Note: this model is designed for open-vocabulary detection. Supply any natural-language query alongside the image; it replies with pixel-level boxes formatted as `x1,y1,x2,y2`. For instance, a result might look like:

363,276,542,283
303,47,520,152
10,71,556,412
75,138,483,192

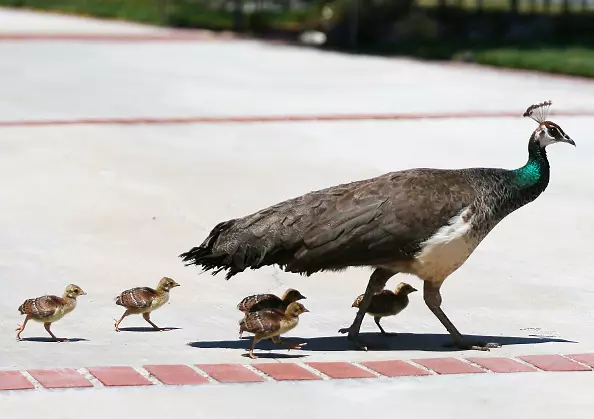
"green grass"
4,1,594,78
0,0,165,25
467,47,594,78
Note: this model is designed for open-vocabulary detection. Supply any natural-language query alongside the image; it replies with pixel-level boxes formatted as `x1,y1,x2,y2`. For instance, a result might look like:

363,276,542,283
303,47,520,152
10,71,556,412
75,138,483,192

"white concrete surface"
2,372,594,419
1,37,594,122
0,8,593,373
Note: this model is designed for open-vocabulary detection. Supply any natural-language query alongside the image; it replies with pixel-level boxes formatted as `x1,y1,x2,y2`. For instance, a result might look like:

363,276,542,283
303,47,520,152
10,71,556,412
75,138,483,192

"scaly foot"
338,327,369,351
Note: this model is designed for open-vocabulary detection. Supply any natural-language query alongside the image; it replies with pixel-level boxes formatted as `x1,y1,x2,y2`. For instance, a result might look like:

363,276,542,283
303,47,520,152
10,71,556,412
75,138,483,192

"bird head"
285,302,310,317
282,288,307,303
158,276,180,291
524,101,575,148
64,284,87,298
395,282,418,295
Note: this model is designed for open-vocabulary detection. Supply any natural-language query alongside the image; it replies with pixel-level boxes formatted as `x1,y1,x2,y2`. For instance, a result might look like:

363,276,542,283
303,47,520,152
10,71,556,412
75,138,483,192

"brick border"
1,353,593,391
0,109,592,128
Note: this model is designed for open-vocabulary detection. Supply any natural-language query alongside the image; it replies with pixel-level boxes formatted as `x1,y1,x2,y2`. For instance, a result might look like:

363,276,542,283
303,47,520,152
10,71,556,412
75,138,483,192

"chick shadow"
18,337,89,343
188,338,309,359
189,332,575,353
116,327,182,333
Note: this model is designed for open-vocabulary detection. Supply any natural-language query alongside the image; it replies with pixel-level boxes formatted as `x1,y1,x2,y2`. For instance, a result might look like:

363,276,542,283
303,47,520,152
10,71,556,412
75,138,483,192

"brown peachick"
16,284,87,342
351,282,417,335
239,301,309,359
237,288,306,337
114,277,180,332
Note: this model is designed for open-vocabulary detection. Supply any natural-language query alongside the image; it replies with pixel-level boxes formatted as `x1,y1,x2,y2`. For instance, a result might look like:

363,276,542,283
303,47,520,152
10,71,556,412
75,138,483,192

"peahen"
180,101,574,351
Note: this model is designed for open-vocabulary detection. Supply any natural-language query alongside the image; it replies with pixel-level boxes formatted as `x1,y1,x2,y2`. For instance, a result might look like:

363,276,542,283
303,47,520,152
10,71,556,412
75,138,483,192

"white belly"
386,206,482,283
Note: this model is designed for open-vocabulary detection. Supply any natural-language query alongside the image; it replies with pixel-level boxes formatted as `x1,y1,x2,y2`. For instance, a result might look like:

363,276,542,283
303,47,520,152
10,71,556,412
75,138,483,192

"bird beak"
80,290,87,295
563,136,576,146
301,295,307,300
173,282,180,287
302,307,310,313
411,287,418,293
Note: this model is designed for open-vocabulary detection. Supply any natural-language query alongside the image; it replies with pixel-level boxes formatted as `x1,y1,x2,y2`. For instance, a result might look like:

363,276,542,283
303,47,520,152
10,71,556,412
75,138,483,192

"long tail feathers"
179,220,240,280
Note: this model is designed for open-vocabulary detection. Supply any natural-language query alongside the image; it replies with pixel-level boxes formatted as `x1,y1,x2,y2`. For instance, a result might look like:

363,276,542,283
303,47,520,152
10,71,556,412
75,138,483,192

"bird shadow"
189,332,575,353
241,352,307,359
18,337,89,343
116,327,182,333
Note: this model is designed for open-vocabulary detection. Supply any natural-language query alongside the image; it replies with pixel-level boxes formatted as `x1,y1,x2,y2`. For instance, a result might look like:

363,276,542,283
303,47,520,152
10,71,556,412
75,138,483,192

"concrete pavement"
2,372,594,419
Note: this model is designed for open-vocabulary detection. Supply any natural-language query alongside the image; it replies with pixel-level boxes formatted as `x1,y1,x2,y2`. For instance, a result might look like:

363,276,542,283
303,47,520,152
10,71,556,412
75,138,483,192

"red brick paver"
412,358,485,375
0,371,34,391
252,363,322,381
518,355,591,372
144,365,209,386
197,363,265,383
565,354,594,368
4,353,594,392
306,362,376,379
87,366,152,387
466,357,538,373
28,368,93,389
360,360,432,377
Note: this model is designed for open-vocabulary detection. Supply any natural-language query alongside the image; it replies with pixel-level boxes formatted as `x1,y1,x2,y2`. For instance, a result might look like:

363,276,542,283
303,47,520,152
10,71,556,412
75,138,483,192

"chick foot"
15,324,24,341
280,342,307,351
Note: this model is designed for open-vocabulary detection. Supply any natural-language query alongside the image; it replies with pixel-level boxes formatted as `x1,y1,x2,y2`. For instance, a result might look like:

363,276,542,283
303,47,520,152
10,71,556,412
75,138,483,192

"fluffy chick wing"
18,295,64,319
237,294,283,312
115,287,157,309
240,308,284,335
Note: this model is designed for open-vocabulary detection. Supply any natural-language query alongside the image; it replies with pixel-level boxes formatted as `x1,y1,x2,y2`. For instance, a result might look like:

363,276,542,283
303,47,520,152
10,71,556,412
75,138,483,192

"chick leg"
423,282,501,351
374,317,388,335
44,322,67,342
271,335,307,350
142,312,164,331
248,336,261,359
16,315,30,341
114,310,130,332
338,268,394,351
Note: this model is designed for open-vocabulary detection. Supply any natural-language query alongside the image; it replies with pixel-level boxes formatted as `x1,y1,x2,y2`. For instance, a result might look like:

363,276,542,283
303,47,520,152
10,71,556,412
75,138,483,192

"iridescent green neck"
512,141,548,188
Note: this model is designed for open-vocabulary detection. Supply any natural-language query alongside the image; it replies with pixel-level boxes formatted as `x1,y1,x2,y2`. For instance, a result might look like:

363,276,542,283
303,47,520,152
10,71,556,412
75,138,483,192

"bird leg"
374,316,389,335
44,322,67,342
114,310,129,332
338,268,394,350
271,335,307,350
142,312,164,331
248,336,261,359
423,282,501,351
16,316,30,341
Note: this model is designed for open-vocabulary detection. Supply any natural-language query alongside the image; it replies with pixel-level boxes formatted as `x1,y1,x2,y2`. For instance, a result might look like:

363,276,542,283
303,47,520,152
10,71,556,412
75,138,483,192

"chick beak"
564,136,576,146
411,287,418,293
80,290,88,296
302,307,310,313
301,295,307,300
